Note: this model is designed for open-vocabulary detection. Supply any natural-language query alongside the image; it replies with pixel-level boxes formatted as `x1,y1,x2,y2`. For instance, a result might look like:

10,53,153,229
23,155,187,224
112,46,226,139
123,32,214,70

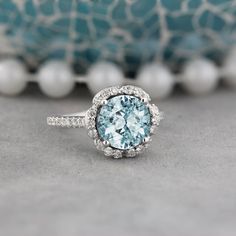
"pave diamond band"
47,85,162,158
47,112,86,128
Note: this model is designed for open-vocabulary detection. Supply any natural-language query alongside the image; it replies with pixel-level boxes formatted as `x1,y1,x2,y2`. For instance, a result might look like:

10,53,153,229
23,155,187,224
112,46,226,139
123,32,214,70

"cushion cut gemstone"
96,95,151,150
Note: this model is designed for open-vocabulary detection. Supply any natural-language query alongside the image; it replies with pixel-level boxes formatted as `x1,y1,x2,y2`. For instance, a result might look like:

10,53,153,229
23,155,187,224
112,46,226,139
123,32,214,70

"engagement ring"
47,85,162,158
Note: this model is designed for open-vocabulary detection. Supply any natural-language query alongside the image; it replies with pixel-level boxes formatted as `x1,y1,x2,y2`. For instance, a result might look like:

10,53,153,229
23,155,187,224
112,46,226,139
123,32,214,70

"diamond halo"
85,85,161,158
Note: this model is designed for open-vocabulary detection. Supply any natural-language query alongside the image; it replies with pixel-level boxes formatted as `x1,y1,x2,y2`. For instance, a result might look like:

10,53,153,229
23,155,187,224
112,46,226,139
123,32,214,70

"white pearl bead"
136,63,174,99
0,59,27,95
38,61,74,98
222,48,236,88
87,62,124,95
181,58,219,95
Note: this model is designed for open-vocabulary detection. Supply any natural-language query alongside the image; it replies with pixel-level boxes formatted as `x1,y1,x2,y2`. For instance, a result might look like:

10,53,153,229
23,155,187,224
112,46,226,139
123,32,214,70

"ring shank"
47,111,86,128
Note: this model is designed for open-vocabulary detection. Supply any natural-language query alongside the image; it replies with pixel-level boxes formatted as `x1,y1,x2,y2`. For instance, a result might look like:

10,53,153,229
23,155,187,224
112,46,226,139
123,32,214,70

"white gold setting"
47,85,162,158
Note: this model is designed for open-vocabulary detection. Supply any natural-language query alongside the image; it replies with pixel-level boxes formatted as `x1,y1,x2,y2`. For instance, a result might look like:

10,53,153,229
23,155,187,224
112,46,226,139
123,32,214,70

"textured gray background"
0,85,236,236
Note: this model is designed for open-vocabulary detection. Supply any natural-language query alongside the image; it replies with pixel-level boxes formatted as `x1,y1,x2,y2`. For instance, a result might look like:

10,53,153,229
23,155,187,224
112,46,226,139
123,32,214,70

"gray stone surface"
0,86,236,236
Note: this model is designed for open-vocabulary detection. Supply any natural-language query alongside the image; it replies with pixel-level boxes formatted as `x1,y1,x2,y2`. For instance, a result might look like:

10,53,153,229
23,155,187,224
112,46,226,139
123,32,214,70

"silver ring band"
47,111,86,128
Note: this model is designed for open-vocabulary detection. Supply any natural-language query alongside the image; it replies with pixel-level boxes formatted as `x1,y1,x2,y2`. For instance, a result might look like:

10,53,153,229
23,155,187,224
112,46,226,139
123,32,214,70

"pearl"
0,59,27,95
38,61,74,98
136,63,174,100
87,62,124,95
181,58,219,95
222,48,236,88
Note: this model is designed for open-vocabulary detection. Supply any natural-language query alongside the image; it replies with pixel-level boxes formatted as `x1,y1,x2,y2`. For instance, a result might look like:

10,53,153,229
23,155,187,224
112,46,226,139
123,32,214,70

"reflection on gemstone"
96,95,151,150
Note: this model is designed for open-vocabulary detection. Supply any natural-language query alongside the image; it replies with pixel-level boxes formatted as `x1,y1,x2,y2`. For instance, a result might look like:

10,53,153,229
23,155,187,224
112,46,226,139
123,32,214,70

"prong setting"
141,98,148,103
101,100,108,105
103,140,110,147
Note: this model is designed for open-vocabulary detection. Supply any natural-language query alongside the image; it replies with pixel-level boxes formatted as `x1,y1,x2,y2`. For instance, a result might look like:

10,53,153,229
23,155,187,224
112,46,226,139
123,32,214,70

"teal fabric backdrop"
0,0,235,73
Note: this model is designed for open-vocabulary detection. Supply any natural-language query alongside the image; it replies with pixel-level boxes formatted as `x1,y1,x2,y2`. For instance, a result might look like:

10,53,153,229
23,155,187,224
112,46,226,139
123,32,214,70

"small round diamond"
96,95,151,150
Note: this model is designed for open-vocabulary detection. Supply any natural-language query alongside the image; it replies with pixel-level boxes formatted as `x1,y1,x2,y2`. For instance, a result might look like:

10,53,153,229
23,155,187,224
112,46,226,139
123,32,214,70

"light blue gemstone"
97,95,151,150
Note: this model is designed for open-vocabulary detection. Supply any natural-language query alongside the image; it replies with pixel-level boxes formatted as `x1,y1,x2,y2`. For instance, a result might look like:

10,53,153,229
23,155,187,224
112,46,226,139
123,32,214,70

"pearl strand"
0,50,236,99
